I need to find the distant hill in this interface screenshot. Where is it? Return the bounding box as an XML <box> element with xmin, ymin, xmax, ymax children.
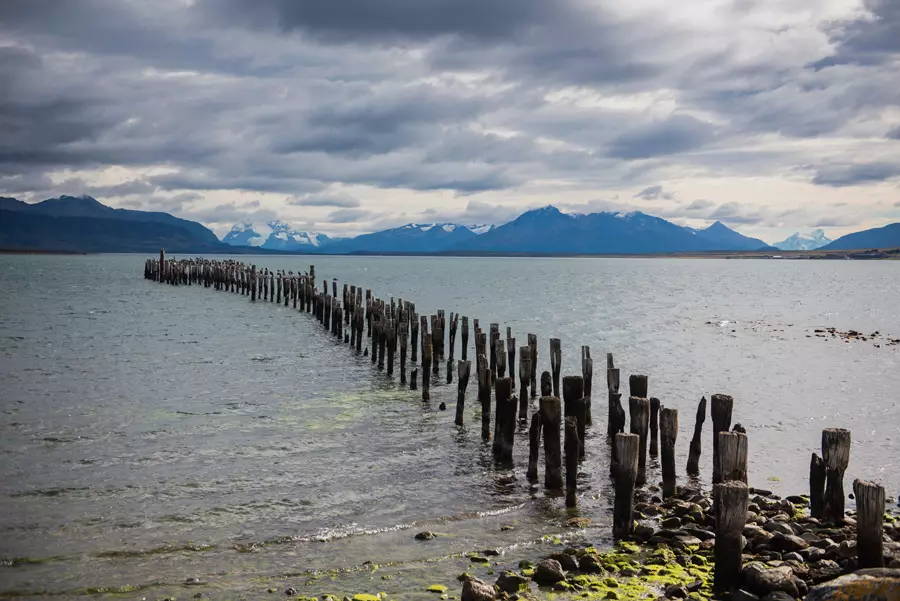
<box><xmin>820</xmin><ymin>223</ymin><xmax>900</xmax><ymax>251</ymax></box>
<box><xmin>774</xmin><ymin>229</ymin><xmax>831</xmax><ymax>251</ymax></box>
<box><xmin>325</xmin><ymin>223</ymin><xmax>494</xmax><ymax>254</ymax></box>
<box><xmin>691</xmin><ymin>221</ymin><xmax>770</xmax><ymax>251</ymax></box>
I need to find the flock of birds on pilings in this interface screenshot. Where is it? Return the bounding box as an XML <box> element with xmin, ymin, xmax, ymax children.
<box><xmin>143</xmin><ymin>253</ymin><xmax>894</xmax><ymax>597</ymax></box>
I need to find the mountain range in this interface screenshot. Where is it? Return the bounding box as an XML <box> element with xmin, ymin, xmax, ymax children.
<box><xmin>2</xmin><ymin>195</ymin><xmax>898</xmax><ymax>255</ymax></box>
<box><xmin>773</xmin><ymin>229</ymin><xmax>831</xmax><ymax>251</ymax></box>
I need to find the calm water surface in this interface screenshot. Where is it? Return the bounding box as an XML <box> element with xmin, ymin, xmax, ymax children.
<box><xmin>1</xmin><ymin>255</ymin><xmax>898</xmax><ymax>599</ymax></box>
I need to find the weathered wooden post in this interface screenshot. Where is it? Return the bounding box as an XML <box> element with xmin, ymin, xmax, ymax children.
<box><xmin>507</xmin><ymin>331</ymin><xmax>516</xmax><ymax>391</ymax></box>
<box><xmin>717</xmin><ymin>431</ymin><xmax>748</xmax><ymax>483</ymax></box>
<box><xmin>629</xmin><ymin>396</ymin><xmax>650</xmax><ymax>486</ymax></box>
<box><xmin>528</xmin><ymin>333</ymin><xmax>538</xmax><ymax>398</ymax></box>
<box><xmin>422</xmin><ymin>330</ymin><xmax>433</xmax><ymax>401</ymax></box>
<box><xmin>455</xmin><ymin>360</ymin><xmax>471</xmax><ymax>426</ymax></box>
<box><xmin>608</xmin><ymin>367</ymin><xmax>625</xmax><ymax>440</ymax></box>
<box><xmin>565</xmin><ymin>417</ymin><xmax>579</xmax><ymax>507</ymax></box>
<box><xmin>581</xmin><ymin>346</ymin><xmax>592</xmax><ymax>426</ymax></box>
<box><xmin>649</xmin><ymin>397</ymin><xmax>660</xmax><ymax>458</ymax></box>
<box><xmin>494</xmin><ymin>378</ymin><xmax>515</xmax><ymax>462</ymax></box>
<box><xmin>822</xmin><ymin>428</ymin><xmax>851</xmax><ymax>523</ymax></box>
<box><xmin>711</xmin><ymin>394</ymin><xmax>734</xmax><ymax>484</ymax></box>
<box><xmin>612</xmin><ymin>433</ymin><xmax>639</xmax><ymax>539</ymax></box>
<box><xmin>540</xmin><ymin>394</ymin><xmax>563</xmax><ymax>490</ymax></box>
<box><xmin>431</xmin><ymin>315</ymin><xmax>441</xmax><ymax>376</ymax></box>
<box><xmin>540</xmin><ymin>371</ymin><xmax>552</xmax><ymax>396</ymax></box>
<box><xmin>527</xmin><ymin>412</ymin><xmax>541</xmax><ymax>482</ymax></box>
<box><xmin>158</xmin><ymin>249</ymin><xmax>165</xmax><ymax>283</ymax></box>
<box><xmin>629</xmin><ymin>374</ymin><xmax>648</xmax><ymax>398</ymax></box>
<box><xmin>461</xmin><ymin>316</ymin><xmax>469</xmax><ymax>362</ymax></box>
<box><xmin>410</xmin><ymin>313</ymin><xmax>419</xmax><ymax>364</ymax></box>
<box><xmin>400</xmin><ymin>319</ymin><xmax>408</xmax><ymax>384</ymax></box>
<box><xmin>686</xmin><ymin>396</ymin><xmax>707</xmax><ymax>476</ymax></box>
<box><xmin>386</xmin><ymin>317</ymin><xmax>396</xmax><ymax>377</ymax></box>
<box><xmin>250</xmin><ymin>265</ymin><xmax>257</xmax><ymax>301</ymax></box>
<box><xmin>489</xmin><ymin>324</ymin><xmax>499</xmax><ymax>384</ymax></box>
<box><xmin>276</xmin><ymin>272</ymin><xmax>282</xmax><ymax>304</ymax></box>
<box><xmin>549</xmin><ymin>338</ymin><xmax>561</xmax><ymax>398</ymax></box>
<box><xmin>518</xmin><ymin>346</ymin><xmax>531</xmax><ymax>422</ymax></box>
<box><xmin>713</xmin><ymin>480</ymin><xmax>749</xmax><ymax>595</ymax></box>
<box><xmin>853</xmin><ymin>479</ymin><xmax>885</xmax><ymax>568</ymax></box>
<box><xmin>563</xmin><ymin>375</ymin><xmax>586</xmax><ymax>460</ymax></box>
<box><xmin>448</xmin><ymin>313</ymin><xmax>458</xmax><ymax>363</ymax></box>
<box><xmin>478</xmin><ymin>356</ymin><xmax>491</xmax><ymax>440</ymax></box>
<box><xmin>495</xmin><ymin>338</ymin><xmax>506</xmax><ymax>379</ymax></box>
<box><xmin>809</xmin><ymin>453</ymin><xmax>825</xmax><ymax>519</ymax></box>
<box><xmin>660</xmin><ymin>407</ymin><xmax>678</xmax><ymax>498</ymax></box>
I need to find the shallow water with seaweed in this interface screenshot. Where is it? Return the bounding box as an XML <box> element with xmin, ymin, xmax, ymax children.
<box><xmin>1</xmin><ymin>254</ymin><xmax>898</xmax><ymax>599</ymax></box>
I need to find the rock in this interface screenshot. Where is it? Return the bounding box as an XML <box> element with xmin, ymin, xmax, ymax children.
<box><xmin>807</xmin><ymin>560</ymin><xmax>843</xmax><ymax>584</ymax></box>
<box><xmin>770</xmin><ymin>532</ymin><xmax>809</xmax><ymax>553</ymax></box>
<box><xmin>786</xmin><ymin>495</ymin><xmax>809</xmax><ymax>506</ymax></box>
<box><xmin>805</xmin><ymin>568</ymin><xmax>900</xmax><ymax>601</ymax></box>
<box><xmin>761</xmin><ymin>592</ymin><xmax>795</xmax><ymax>601</ymax></box>
<box><xmin>672</xmin><ymin>534</ymin><xmax>703</xmax><ymax>547</ymax></box>
<box><xmin>439</xmin><ymin>402</ymin><xmax>447</xmax><ymax>411</ymax></box>
<box><xmin>683</xmin><ymin>526</ymin><xmax>715</xmax><ymax>541</ymax></box>
<box><xmin>784</xmin><ymin>560</ymin><xmax>809</xmax><ymax>580</ymax></box>
<box><xmin>461</xmin><ymin>577</ymin><xmax>496</xmax><ymax>601</ymax></box>
<box><xmin>783</xmin><ymin>552</ymin><xmax>804</xmax><ymax>563</ymax></box>
<box><xmin>800</xmin><ymin>532</ymin><xmax>822</xmax><ymax>544</ymax></box>
<box><xmin>285</xmin><ymin>589</ymin><xmax>298</xmax><ymax>596</ymax></box>
<box><xmin>838</xmin><ymin>540</ymin><xmax>858</xmax><ymax>559</ymax></box>
<box><xmin>533</xmin><ymin>559</ymin><xmax>565</xmax><ymax>585</ymax></box>
<box><xmin>415</xmin><ymin>532</ymin><xmax>438</xmax><ymax>541</ymax></box>
<box><xmin>765</xmin><ymin>521</ymin><xmax>795</xmax><ymax>536</ymax></box>
<box><xmin>482</xmin><ymin>549</ymin><xmax>501</xmax><ymax>557</ymax></box>
<box><xmin>661</xmin><ymin>516</ymin><xmax>682</xmax><ymax>529</ymax></box>
<box><xmin>741</xmin><ymin>562</ymin><xmax>800</xmax><ymax>598</ymax></box>
<box><xmin>664</xmin><ymin>584</ymin><xmax>687</xmax><ymax>598</ymax></box>
<box><xmin>633</xmin><ymin>523</ymin><xmax>656</xmax><ymax>540</ymax></box>
<box><xmin>495</xmin><ymin>572</ymin><xmax>529</xmax><ymax>594</ymax></box>
<box><xmin>548</xmin><ymin>552</ymin><xmax>578</xmax><ymax>571</ymax></box>
<box><xmin>185</xmin><ymin>577</ymin><xmax>201</xmax><ymax>585</ymax></box>
<box><xmin>733</xmin><ymin>590</ymin><xmax>760</xmax><ymax>601</ymax></box>
<box><xmin>804</xmin><ymin>547</ymin><xmax>826</xmax><ymax>562</ymax></box>
<box><xmin>579</xmin><ymin>554</ymin><xmax>603</xmax><ymax>573</ymax></box>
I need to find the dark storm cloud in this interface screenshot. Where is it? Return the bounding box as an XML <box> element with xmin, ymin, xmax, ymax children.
<box><xmin>813</xmin><ymin>0</ymin><xmax>900</xmax><ymax>67</ymax></box>
<box><xmin>290</xmin><ymin>193</ymin><xmax>361</xmax><ymax>208</ymax></box>
<box><xmin>707</xmin><ymin>202</ymin><xmax>765</xmax><ymax>225</ymax></box>
<box><xmin>633</xmin><ymin>185</ymin><xmax>674</xmax><ymax>201</ymax></box>
<box><xmin>606</xmin><ymin>116</ymin><xmax>716</xmax><ymax>159</ymax></box>
<box><xmin>887</xmin><ymin>125</ymin><xmax>900</xmax><ymax>140</ymax></box>
<box><xmin>811</xmin><ymin>162</ymin><xmax>900</xmax><ymax>187</ymax></box>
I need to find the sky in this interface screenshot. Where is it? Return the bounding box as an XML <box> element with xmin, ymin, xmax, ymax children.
<box><xmin>1</xmin><ymin>0</ymin><xmax>899</xmax><ymax>244</ymax></box>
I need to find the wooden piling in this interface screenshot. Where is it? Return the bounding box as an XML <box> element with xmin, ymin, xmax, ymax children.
<box><xmin>853</xmin><ymin>479</ymin><xmax>885</xmax><ymax>568</ymax></box>
<box><xmin>400</xmin><ymin>317</ymin><xmax>408</xmax><ymax>384</ymax></box>
<box><xmin>582</xmin><ymin>346</ymin><xmax>593</xmax><ymax>426</ymax></box>
<box><xmin>565</xmin><ymin>417</ymin><xmax>579</xmax><ymax>507</ymax></box>
<box><xmin>607</xmin><ymin>367</ymin><xmax>624</xmax><ymax>439</ymax></box>
<box><xmin>518</xmin><ymin>346</ymin><xmax>531</xmax><ymax>422</ymax></box>
<box><xmin>422</xmin><ymin>326</ymin><xmax>432</xmax><ymax>401</ymax></box>
<box><xmin>711</xmin><ymin>394</ymin><xmax>734</xmax><ymax>484</ymax></box>
<box><xmin>250</xmin><ymin>266</ymin><xmax>257</xmax><ymax>301</ymax></box>
<box><xmin>649</xmin><ymin>397</ymin><xmax>660</xmax><ymax>458</ymax></box>
<box><xmin>629</xmin><ymin>374</ymin><xmax>648</xmax><ymax>398</ymax></box>
<box><xmin>461</xmin><ymin>316</ymin><xmax>469</xmax><ymax>362</ymax></box>
<box><xmin>455</xmin><ymin>360</ymin><xmax>471</xmax><ymax>426</ymax></box>
<box><xmin>528</xmin><ymin>333</ymin><xmax>538</xmax><ymax>398</ymax></box>
<box><xmin>660</xmin><ymin>407</ymin><xmax>678</xmax><ymax>498</ymax></box>
<box><xmin>549</xmin><ymin>338</ymin><xmax>561</xmax><ymax>398</ymax></box>
<box><xmin>713</xmin><ymin>480</ymin><xmax>749</xmax><ymax>595</ymax></box>
<box><xmin>612</xmin><ymin>433</ymin><xmax>639</xmax><ymax>539</ymax></box>
<box><xmin>809</xmin><ymin>452</ymin><xmax>826</xmax><ymax>519</ymax></box>
<box><xmin>478</xmin><ymin>356</ymin><xmax>491</xmax><ymax>440</ymax></box>
<box><xmin>686</xmin><ymin>396</ymin><xmax>707</xmax><ymax>476</ymax></box>
<box><xmin>527</xmin><ymin>412</ymin><xmax>541</xmax><ymax>482</ymax></box>
<box><xmin>507</xmin><ymin>332</ymin><xmax>516</xmax><ymax>391</ymax></box>
<box><xmin>489</xmin><ymin>323</ymin><xmax>499</xmax><ymax>383</ymax></box>
<box><xmin>629</xmin><ymin>396</ymin><xmax>650</xmax><ymax>486</ymax></box>
<box><xmin>716</xmin><ymin>431</ymin><xmax>748</xmax><ymax>483</ymax></box>
<box><xmin>562</xmin><ymin>375</ymin><xmax>586</xmax><ymax>461</ymax></box>
<box><xmin>494</xmin><ymin>377</ymin><xmax>515</xmax><ymax>462</ymax></box>
<box><xmin>822</xmin><ymin>428</ymin><xmax>851</xmax><ymax>523</ymax></box>
<box><xmin>495</xmin><ymin>338</ymin><xmax>506</xmax><ymax>379</ymax></box>
<box><xmin>410</xmin><ymin>313</ymin><xmax>419</xmax><ymax>364</ymax></box>
<box><xmin>540</xmin><ymin>395</ymin><xmax>563</xmax><ymax>490</ymax></box>
<box><xmin>540</xmin><ymin>371</ymin><xmax>552</xmax><ymax>396</ymax></box>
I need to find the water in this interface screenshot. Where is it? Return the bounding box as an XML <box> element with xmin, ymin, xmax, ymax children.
<box><xmin>1</xmin><ymin>254</ymin><xmax>898</xmax><ymax>599</ymax></box>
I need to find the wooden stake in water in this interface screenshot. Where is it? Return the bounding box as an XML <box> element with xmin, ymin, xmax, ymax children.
<box><xmin>565</xmin><ymin>416</ymin><xmax>579</xmax><ymax>507</ymax></box>
<box><xmin>582</xmin><ymin>346</ymin><xmax>593</xmax><ymax>426</ymax></box>
<box><xmin>809</xmin><ymin>453</ymin><xmax>825</xmax><ymax>519</ymax></box>
<box><xmin>455</xmin><ymin>360</ymin><xmax>471</xmax><ymax>426</ymax></box>
<box><xmin>562</xmin><ymin>375</ymin><xmax>586</xmax><ymax>461</ymax></box>
<box><xmin>478</xmin><ymin>356</ymin><xmax>491</xmax><ymax>440</ymax></box>
<box><xmin>711</xmin><ymin>394</ymin><xmax>733</xmax><ymax>484</ymax></box>
<box><xmin>495</xmin><ymin>338</ymin><xmax>506</xmax><ymax>380</ymax></box>
<box><xmin>686</xmin><ymin>396</ymin><xmax>707</xmax><ymax>476</ymax></box>
<box><xmin>612</xmin><ymin>433</ymin><xmax>639</xmax><ymax>539</ymax></box>
<box><xmin>527</xmin><ymin>411</ymin><xmax>542</xmax><ymax>482</ymax></box>
<box><xmin>660</xmin><ymin>407</ymin><xmax>678</xmax><ymax>498</ymax></box>
<box><xmin>607</xmin><ymin>367</ymin><xmax>625</xmax><ymax>440</ymax></box>
<box><xmin>494</xmin><ymin>377</ymin><xmax>515</xmax><ymax>462</ymax></box>
<box><xmin>518</xmin><ymin>346</ymin><xmax>531</xmax><ymax>422</ymax></box>
<box><xmin>461</xmin><ymin>316</ymin><xmax>469</xmax><ymax>362</ymax></box>
<box><xmin>540</xmin><ymin>394</ymin><xmax>563</xmax><ymax>490</ymax></box>
<box><xmin>717</xmin><ymin>431</ymin><xmax>748</xmax><ymax>483</ymax></box>
<box><xmin>507</xmin><ymin>331</ymin><xmax>516</xmax><ymax>391</ymax></box>
<box><xmin>714</xmin><ymin>480</ymin><xmax>749</xmax><ymax>595</ymax></box>
<box><xmin>629</xmin><ymin>396</ymin><xmax>650</xmax><ymax>486</ymax></box>
<box><xmin>822</xmin><ymin>428</ymin><xmax>851</xmax><ymax>523</ymax></box>
<box><xmin>529</xmin><ymin>333</ymin><xmax>538</xmax><ymax>398</ymax></box>
<box><xmin>422</xmin><ymin>325</ymin><xmax>432</xmax><ymax>401</ymax></box>
<box><xmin>853</xmin><ymin>479</ymin><xmax>885</xmax><ymax>568</ymax></box>
<box><xmin>549</xmin><ymin>338</ymin><xmax>561</xmax><ymax>398</ymax></box>
<box><xmin>649</xmin><ymin>397</ymin><xmax>660</xmax><ymax>458</ymax></box>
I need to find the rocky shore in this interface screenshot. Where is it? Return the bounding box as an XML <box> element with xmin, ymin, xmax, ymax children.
<box><xmin>453</xmin><ymin>485</ymin><xmax>900</xmax><ymax>601</ymax></box>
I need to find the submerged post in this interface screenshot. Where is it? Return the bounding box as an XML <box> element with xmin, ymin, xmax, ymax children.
<box><xmin>565</xmin><ymin>416</ymin><xmax>579</xmax><ymax>507</ymax></box>
<box><xmin>853</xmin><ymin>479</ymin><xmax>885</xmax><ymax>568</ymax></box>
<box><xmin>461</xmin><ymin>316</ymin><xmax>469</xmax><ymax>362</ymax></box>
<box><xmin>713</xmin><ymin>480</ymin><xmax>749</xmax><ymax>595</ymax></box>
<box><xmin>660</xmin><ymin>407</ymin><xmax>678</xmax><ymax>498</ymax></box>
<box><xmin>629</xmin><ymin>396</ymin><xmax>650</xmax><ymax>486</ymax></box>
<box><xmin>686</xmin><ymin>396</ymin><xmax>707</xmax><ymax>476</ymax></box>
<box><xmin>809</xmin><ymin>453</ymin><xmax>826</xmax><ymax>519</ymax></box>
<box><xmin>612</xmin><ymin>433</ymin><xmax>639</xmax><ymax>539</ymax></box>
<box><xmin>528</xmin><ymin>333</ymin><xmax>538</xmax><ymax>398</ymax></box>
<box><xmin>822</xmin><ymin>428</ymin><xmax>851</xmax><ymax>523</ymax></box>
<box><xmin>455</xmin><ymin>360</ymin><xmax>471</xmax><ymax>426</ymax></box>
<box><xmin>539</xmin><ymin>394</ymin><xmax>563</xmax><ymax>490</ymax></box>
<box><xmin>711</xmin><ymin>394</ymin><xmax>734</xmax><ymax>484</ymax></box>
<box><xmin>518</xmin><ymin>346</ymin><xmax>531</xmax><ymax>422</ymax></box>
<box><xmin>527</xmin><ymin>411</ymin><xmax>541</xmax><ymax>482</ymax></box>
<box><xmin>649</xmin><ymin>397</ymin><xmax>660</xmax><ymax>458</ymax></box>
<box><xmin>494</xmin><ymin>378</ymin><xmax>515</xmax><ymax>462</ymax></box>
<box><xmin>717</xmin><ymin>431</ymin><xmax>748</xmax><ymax>483</ymax></box>
<box><xmin>562</xmin><ymin>375</ymin><xmax>586</xmax><ymax>461</ymax></box>
<box><xmin>582</xmin><ymin>346</ymin><xmax>593</xmax><ymax>426</ymax></box>
<box><xmin>549</xmin><ymin>338</ymin><xmax>561</xmax><ymax>398</ymax></box>
<box><xmin>478</xmin><ymin>356</ymin><xmax>491</xmax><ymax>440</ymax></box>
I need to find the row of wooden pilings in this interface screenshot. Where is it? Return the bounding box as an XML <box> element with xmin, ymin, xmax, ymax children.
<box><xmin>143</xmin><ymin>252</ymin><xmax>889</xmax><ymax>595</ymax></box>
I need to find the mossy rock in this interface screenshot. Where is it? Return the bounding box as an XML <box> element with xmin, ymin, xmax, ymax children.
<box><xmin>353</xmin><ymin>594</ymin><xmax>379</xmax><ymax>601</ymax></box>
<box><xmin>427</xmin><ymin>585</ymin><xmax>448</xmax><ymax>593</ymax></box>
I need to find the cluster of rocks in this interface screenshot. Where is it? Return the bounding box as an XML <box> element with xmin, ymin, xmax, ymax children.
<box><xmin>458</xmin><ymin>485</ymin><xmax>900</xmax><ymax>601</ymax></box>
<box><xmin>811</xmin><ymin>327</ymin><xmax>900</xmax><ymax>347</ymax></box>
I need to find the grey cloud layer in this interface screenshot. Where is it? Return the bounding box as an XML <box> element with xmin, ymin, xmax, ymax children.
<box><xmin>1</xmin><ymin>0</ymin><xmax>898</xmax><ymax>230</ymax></box>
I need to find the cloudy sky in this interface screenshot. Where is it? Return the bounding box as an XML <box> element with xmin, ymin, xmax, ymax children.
<box><xmin>1</xmin><ymin>0</ymin><xmax>898</xmax><ymax>243</ymax></box>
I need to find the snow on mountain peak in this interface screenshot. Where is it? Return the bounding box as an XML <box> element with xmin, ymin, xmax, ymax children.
<box><xmin>774</xmin><ymin>229</ymin><xmax>832</xmax><ymax>251</ymax></box>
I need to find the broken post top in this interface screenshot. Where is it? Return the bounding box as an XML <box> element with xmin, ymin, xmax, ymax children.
<box><xmin>562</xmin><ymin>375</ymin><xmax>584</xmax><ymax>401</ymax></box>
<box><xmin>822</xmin><ymin>428</ymin><xmax>851</xmax><ymax>470</ymax></box>
<box><xmin>629</xmin><ymin>374</ymin><xmax>648</xmax><ymax>398</ymax></box>
<box><xmin>540</xmin><ymin>371</ymin><xmax>552</xmax><ymax>396</ymax></box>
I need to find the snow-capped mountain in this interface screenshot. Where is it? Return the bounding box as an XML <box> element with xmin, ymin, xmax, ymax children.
<box><xmin>774</xmin><ymin>229</ymin><xmax>831</xmax><ymax>251</ymax></box>
<box><xmin>222</xmin><ymin>220</ymin><xmax>335</xmax><ymax>250</ymax></box>
<box><xmin>326</xmin><ymin>223</ymin><xmax>492</xmax><ymax>254</ymax></box>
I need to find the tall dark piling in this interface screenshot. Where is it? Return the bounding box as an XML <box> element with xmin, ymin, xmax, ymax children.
<box><xmin>687</xmin><ymin>396</ymin><xmax>707</xmax><ymax>476</ymax></box>
<box><xmin>717</xmin><ymin>431</ymin><xmax>748</xmax><ymax>483</ymax></box>
<box><xmin>711</xmin><ymin>394</ymin><xmax>734</xmax><ymax>484</ymax></box>
<box><xmin>410</xmin><ymin>313</ymin><xmax>419</xmax><ymax>364</ymax></box>
<box><xmin>495</xmin><ymin>338</ymin><xmax>506</xmax><ymax>380</ymax></box>
<box><xmin>853</xmin><ymin>479</ymin><xmax>885</xmax><ymax>568</ymax></box>
<box><xmin>549</xmin><ymin>338</ymin><xmax>561</xmax><ymax>398</ymax></box>
<box><xmin>507</xmin><ymin>332</ymin><xmax>516</xmax><ymax>391</ymax></box>
<box><xmin>713</xmin><ymin>481</ymin><xmax>749</xmax><ymax>595</ymax></box>
<box><xmin>629</xmin><ymin>374</ymin><xmax>648</xmax><ymax>398</ymax></box>
<box><xmin>540</xmin><ymin>371</ymin><xmax>552</xmax><ymax>397</ymax></box>
<box><xmin>494</xmin><ymin>378</ymin><xmax>515</xmax><ymax>462</ymax></box>
<box><xmin>422</xmin><ymin>326</ymin><xmax>432</xmax><ymax>401</ymax></box>
<box><xmin>489</xmin><ymin>324</ymin><xmax>499</xmax><ymax>384</ymax></box>
<box><xmin>449</xmin><ymin>313</ymin><xmax>458</xmax><ymax>362</ymax></box>
<box><xmin>455</xmin><ymin>360</ymin><xmax>471</xmax><ymax>426</ymax></box>
<box><xmin>528</xmin><ymin>334</ymin><xmax>538</xmax><ymax>398</ymax></box>
<box><xmin>158</xmin><ymin>249</ymin><xmax>165</xmax><ymax>283</ymax></box>
<box><xmin>809</xmin><ymin>453</ymin><xmax>826</xmax><ymax>519</ymax></box>
<box><xmin>649</xmin><ymin>397</ymin><xmax>660</xmax><ymax>458</ymax></box>
<box><xmin>518</xmin><ymin>346</ymin><xmax>531</xmax><ymax>422</ymax></box>
<box><xmin>461</xmin><ymin>316</ymin><xmax>469</xmax><ymax>362</ymax></box>
<box><xmin>386</xmin><ymin>317</ymin><xmax>396</xmax><ymax>377</ymax></box>
<box><xmin>250</xmin><ymin>266</ymin><xmax>257</xmax><ymax>301</ymax></box>
<box><xmin>540</xmin><ymin>395</ymin><xmax>563</xmax><ymax>490</ymax></box>
<box><xmin>612</xmin><ymin>433</ymin><xmax>639</xmax><ymax>539</ymax></box>
<box><xmin>607</xmin><ymin>367</ymin><xmax>625</xmax><ymax>440</ymax></box>
<box><xmin>660</xmin><ymin>407</ymin><xmax>678</xmax><ymax>498</ymax></box>
<box><xmin>478</xmin><ymin>357</ymin><xmax>491</xmax><ymax>441</ymax></box>
<box><xmin>629</xmin><ymin>396</ymin><xmax>650</xmax><ymax>486</ymax></box>
<box><xmin>527</xmin><ymin>412</ymin><xmax>541</xmax><ymax>482</ymax></box>
<box><xmin>822</xmin><ymin>428</ymin><xmax>851</xmax><ymax>523</ymax></box>
<box><xmin>562</xmin><ymin>375</ymin><xmax>586</xmax><ymax>461</ymax></box>
<box><xmin>565</xmin><ymin>417</ymin><xmax>579</xmax><ymax>507</ymax></box>
<box><xmin>582</xmin><ymin>346</ymin><xmax>593</xmax><ymax>426</ymax></box>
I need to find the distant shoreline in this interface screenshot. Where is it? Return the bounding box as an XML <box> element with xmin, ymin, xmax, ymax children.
<box><xmin>1</xmin><ymin>247</ymin><xmax>898</xmax><ymax>259</ymax></box>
